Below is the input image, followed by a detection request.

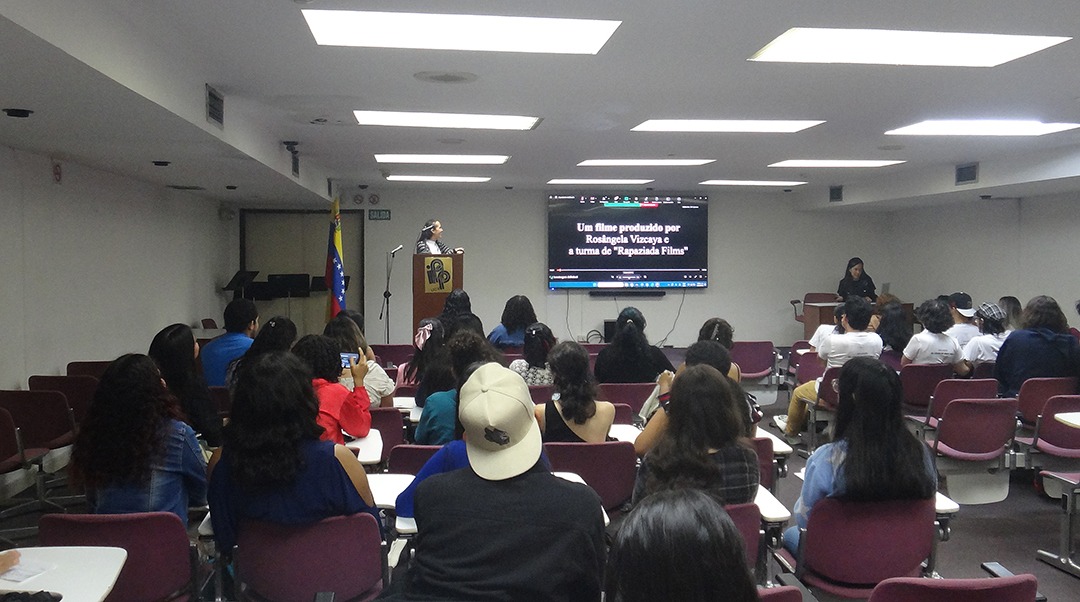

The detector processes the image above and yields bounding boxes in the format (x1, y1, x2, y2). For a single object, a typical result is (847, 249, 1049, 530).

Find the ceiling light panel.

(769, 160, 905, 168)
(749, 28, 1070, 67)
(547, 179, 654, 185)
(302, 10, 621, 54)
(577, 159, 715, 166)
(886, 120, 1080, 136)
(700, 180, 807, 186)
(375, 154, 509, 164)
(632, 120, 823, 133)
(355, 111, 539, 130)
(386, 175, 491, 183)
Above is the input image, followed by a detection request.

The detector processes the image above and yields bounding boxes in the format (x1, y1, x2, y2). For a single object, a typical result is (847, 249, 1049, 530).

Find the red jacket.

(312, 378, 371, 444)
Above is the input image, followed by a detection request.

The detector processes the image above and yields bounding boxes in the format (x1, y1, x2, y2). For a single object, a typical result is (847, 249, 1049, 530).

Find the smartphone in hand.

(340, 352, 360, 368)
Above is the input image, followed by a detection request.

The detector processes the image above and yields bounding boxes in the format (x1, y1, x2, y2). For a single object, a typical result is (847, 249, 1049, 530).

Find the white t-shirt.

(340, 360, 396, 407)
(944, 323, 980, 349)
(903, 330, 962, 365)
(818, 331, 883, 368)
(962, 333, 1007, 364)
(809, 323, 838, 349)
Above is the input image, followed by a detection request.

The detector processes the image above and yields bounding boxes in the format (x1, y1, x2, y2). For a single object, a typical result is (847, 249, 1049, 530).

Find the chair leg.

(1036, 481, 1080, 577)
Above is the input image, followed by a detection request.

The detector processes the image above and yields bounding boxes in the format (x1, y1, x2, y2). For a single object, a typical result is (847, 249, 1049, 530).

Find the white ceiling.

(2, 1, 1080, 209)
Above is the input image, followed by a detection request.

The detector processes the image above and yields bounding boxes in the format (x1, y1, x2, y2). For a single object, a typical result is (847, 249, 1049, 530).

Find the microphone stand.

(379, 247, 400, 343)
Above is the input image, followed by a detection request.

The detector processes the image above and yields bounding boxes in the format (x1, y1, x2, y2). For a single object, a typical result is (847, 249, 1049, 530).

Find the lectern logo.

(424, 257, 453, 293)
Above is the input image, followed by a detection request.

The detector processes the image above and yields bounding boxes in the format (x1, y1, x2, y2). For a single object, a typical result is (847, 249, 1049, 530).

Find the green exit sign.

(368, 209, 391, 221)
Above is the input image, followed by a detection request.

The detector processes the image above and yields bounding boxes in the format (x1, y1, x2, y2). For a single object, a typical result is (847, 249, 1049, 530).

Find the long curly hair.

(70, 354, 180, 489)
(548, 341, 599, 425)
(292, 335, 343, 382)
(915, 298, 952, 333)
(875, 302, 912, 350)
(645, 365, 748, 500)
(224, 352, 324, 488)
(606, 307, 655, 375)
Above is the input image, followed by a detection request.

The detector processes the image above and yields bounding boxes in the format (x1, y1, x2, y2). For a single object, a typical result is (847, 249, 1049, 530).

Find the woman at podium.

(415, 219, 464, 254)
(837, 256, 875, 301)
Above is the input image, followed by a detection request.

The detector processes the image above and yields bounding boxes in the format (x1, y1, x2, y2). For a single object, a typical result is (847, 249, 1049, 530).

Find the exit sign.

(368, 209, 391, 221)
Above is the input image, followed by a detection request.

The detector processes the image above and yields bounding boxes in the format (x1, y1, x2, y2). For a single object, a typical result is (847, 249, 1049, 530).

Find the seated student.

(509, 322, 556, 385)
(324, 314, 395, 407)
(70, 354, 207, 527)
(959, 302, 1009, 375)
(635, 340, 751, 457)
(208, 352, 377, 552)
(996, 295, 1080, 397)
(697, 317, 743, 380)
(784, 357, 936, 553)
(594, 307, 674, 383)
(875, 301, 913, 370)
(535, 341, 615, 443)
(777, 297, 882, 442)
(808, 306, 845, 352)
(488, 294, 537, 349)
(391, 363, 605, 601)
(291, 335, 371, 445)
(901, 299, 965, 373)
(945, 292, 981, 348)
(201, 298, 259, 387)
(415, 330, 502, 445)
(606, 489, 758, 602)
(149, 323, 222, 448)
(225, 315, 297, 390)
(398, 318, 446, 407)
(633, 365, 758, 507)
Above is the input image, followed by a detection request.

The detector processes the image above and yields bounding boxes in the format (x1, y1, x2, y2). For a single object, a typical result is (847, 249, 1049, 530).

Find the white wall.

(885, 193, 1080, 314)
(0, 146, 234, 388)
(362, 189, 892, 347)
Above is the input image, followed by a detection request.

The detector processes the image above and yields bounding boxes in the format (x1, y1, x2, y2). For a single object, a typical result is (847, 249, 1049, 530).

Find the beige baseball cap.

(458, 362, 541, 481)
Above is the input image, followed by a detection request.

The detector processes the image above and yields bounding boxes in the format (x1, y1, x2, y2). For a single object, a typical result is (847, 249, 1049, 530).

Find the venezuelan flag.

(325, 197, 347, 320)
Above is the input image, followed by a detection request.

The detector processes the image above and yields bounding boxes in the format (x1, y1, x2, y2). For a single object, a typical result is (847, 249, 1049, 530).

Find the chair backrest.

(867, 574, 1038, 602)
(750, 437, 775, 491)
(724, 502, 761, 572)
(879, 349, 903, 372)
(200, 318, 219, 329)
(529, 385, 554, 406)
(370, 408, 405, 463)
(66, 360, 114, 378)
(929, 378, 998, 420)
(817, 367, 842, 409)
(972, 361, 996, 379)
(1034, 395, 1080, 452)
(207, 386, 231, 419)
(235, 513, 383, 602)
(758, 585, 803, 602)
(28, 374, 99, 425)
(786, 340, 812, 375)
(795, 354, 826, 385)
(612, 403, 634, 425)
(580, 343, 607, 353)
(0, 390, 74, 450)
(729, 341, 777, 379)
(801, 498, 936, 597)
(396, 384, 418, 398)
(1017, 377, 1080, 424)
(543, 441, 637, 513)
(39, 511, 194, 602)
(900, 363, 956, 411)
(369, 344, 414, 368)
(935, 398, 1019, 461)
(387, 444, 441, 474)
(804, 292, 839, 304)
(597, 383, 655, 413)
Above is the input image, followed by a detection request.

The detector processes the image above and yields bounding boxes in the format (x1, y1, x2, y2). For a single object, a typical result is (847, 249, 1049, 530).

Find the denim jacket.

(88, 419, 208, 527)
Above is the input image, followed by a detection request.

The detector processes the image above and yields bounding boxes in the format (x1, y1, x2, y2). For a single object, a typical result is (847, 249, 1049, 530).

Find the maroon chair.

(972, 361, 996, 379)
(207, 385, 232, 420)
(1017, 377, 1079, 425)
(396, 384, 418, 398)
(234, 513, 384, 602)
(370, 344, 413, 368)
(1015, 395, 1080, 463)
(0, 390, 76, 476)
(529, 385, 554, 406)
(1037, 471, 1080, 574)
(370, 407, 405, 464)
(908, 378, 998, 436)
(791, 293, 840, 324)
(804, 367, 841, 453)
(930, 397, 1018, 504)
(28, 374, 99, 426)
(66, 360, 113, 378)
(794, 354, 825, 386)
(730, 341, 778, 382)
(758, 585, 803, 602)
(868, 574, 1038, 602)
(200, 318, 219, 329)
(597, 383, 655, 414)
(387, 444, 441, 474)
(785, 340, 812, 380)
(750, 437, 776, 492)
(39, 511, 197, 602)
(899, 363, 956, 414)
(879, 349, 903, 372)
(725, 502, 763, 580)
(612, 403, 634, 425)
(793, 498, 937, 598)
(0, 408, 51, 536)
(544, 441, 637, 516)
(580, 343, 607, 353)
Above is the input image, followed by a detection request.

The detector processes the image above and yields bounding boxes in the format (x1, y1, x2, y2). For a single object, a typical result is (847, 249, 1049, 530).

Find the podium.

(413, 254, 463, 332)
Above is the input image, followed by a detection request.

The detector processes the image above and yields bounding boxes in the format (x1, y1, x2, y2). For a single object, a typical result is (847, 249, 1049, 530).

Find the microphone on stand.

(390, 244, 404, 256)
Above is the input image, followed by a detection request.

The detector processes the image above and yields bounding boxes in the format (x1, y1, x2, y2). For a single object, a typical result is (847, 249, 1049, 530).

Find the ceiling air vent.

(829, 185, 843, 203)
(205, 84, 224, 128)
(167, 185, 206, 191)
(955, 162, 979, 185)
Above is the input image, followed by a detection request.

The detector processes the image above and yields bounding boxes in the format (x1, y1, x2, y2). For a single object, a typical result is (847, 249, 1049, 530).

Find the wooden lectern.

(413, 254, 464, 332)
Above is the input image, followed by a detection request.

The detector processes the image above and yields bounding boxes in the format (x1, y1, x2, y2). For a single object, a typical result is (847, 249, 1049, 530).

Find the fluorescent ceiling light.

(749, 28, 1070, 67)
(577, 159, 715, 167)
(700, 180, 807, 186)
(769, 160, 905, 168)
(386, 175, 491, 183)
(547, 179, 654, 185)
(375, 154, 509, 164)
(886, 120, 1080, 136)
(632, 119, 823, 133)
(355, 110, 540, 130)
(302, 10, 620, 54)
